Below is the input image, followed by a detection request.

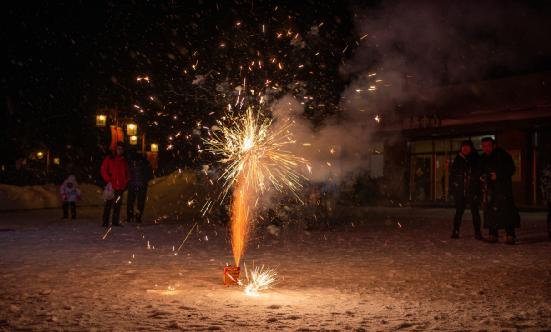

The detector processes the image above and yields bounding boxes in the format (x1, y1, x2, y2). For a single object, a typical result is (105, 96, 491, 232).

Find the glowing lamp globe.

(126, 123, 137, 136)
(129, 135, 138, 145)
(96, 114, 107, 127)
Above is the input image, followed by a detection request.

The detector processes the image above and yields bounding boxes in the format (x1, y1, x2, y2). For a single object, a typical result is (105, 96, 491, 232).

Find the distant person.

(480, 137, 520, 244)
(321, 176, 338, 228)
(540, 163, 551, 239)
(449, 140, 482, 240)
(60, 174, 81, 219)
(304, 183, 322, 230)
(100, 142, 129, 227)
(126, 150, 152, 223)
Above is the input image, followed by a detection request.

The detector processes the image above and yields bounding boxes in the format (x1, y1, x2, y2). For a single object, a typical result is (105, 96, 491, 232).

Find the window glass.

(411, 140, 432, 154)
(434, 140, 450, 153)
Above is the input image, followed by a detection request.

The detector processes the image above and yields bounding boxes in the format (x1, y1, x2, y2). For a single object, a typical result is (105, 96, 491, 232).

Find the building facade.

(374, 72, 551, 207)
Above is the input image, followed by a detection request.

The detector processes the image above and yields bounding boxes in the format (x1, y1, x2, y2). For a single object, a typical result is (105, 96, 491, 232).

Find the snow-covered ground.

(0, 206, 550, 331)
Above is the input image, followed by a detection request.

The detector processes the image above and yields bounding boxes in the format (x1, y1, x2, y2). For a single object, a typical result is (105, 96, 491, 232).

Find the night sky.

(4, 0, 551, 182)
(4, 1, 354, 174)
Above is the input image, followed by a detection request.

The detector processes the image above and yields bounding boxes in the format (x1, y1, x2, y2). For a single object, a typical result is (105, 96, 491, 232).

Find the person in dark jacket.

(479, 137, 520, 244)
(100, 142, 129, 227)
(449, 140, 482, 240)
(540, 163, 551, 239)
(126, 150, 152, 223)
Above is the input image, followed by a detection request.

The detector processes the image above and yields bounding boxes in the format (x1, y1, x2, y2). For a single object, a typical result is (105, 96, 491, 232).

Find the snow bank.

(144, 169, 202, 219)
(0, 183, 103, 211)
(0, 169, 200, 213)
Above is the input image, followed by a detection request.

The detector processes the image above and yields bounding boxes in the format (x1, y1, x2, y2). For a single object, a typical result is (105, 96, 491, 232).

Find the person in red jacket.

(100, 142, 129, 227)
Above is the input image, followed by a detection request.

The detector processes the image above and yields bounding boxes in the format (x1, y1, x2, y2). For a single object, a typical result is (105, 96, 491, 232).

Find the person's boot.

(450, 229, 460, 239)
(135, 212, 142, 224)
(505, 235, 516, 245)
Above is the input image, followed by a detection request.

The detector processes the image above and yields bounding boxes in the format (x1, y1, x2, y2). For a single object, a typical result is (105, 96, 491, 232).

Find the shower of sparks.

(243, 264, 277, 297)
(205, 106, 307, 266)
(206, 107, 307, 201)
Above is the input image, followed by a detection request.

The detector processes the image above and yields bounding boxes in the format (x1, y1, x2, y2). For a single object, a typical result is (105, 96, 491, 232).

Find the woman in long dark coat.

(480, 137, 520, 244)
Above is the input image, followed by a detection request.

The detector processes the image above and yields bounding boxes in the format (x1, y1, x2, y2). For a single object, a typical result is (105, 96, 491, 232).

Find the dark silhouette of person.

(541, 163, 551, 239)
(126, 150, 152, 223)
(480, 137, 520, 244)
(449, 140, 482, 239)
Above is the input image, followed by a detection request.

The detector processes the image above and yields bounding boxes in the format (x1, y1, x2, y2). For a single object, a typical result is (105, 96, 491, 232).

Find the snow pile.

(0, 169, 201, 214)
(0, 183, 103, 211)
(143, 169, 202, 219)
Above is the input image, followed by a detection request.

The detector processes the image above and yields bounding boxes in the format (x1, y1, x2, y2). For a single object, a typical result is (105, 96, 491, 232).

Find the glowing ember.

(243, 265, 277, 297)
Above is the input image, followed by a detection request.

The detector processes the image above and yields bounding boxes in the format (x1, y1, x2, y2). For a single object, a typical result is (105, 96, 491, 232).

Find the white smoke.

(270, 94, 380, 185)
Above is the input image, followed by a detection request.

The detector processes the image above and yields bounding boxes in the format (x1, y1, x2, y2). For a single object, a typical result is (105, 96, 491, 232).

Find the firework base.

(223, 266, 240, 286)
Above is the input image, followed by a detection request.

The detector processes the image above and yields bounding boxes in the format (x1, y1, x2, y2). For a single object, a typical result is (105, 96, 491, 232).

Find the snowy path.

(0, 207, 550, 331)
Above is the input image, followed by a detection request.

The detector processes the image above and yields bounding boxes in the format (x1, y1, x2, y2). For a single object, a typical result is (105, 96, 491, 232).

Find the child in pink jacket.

(60, 175, 81, 219)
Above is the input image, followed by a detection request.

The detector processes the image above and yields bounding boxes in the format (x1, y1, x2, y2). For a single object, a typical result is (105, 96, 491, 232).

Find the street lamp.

(36, 151, 44, 159)
(150, 143, 159, 152)
(129, 135, 138, 145)
(127, 123, 137, 136)
(96, 114, 107, 127)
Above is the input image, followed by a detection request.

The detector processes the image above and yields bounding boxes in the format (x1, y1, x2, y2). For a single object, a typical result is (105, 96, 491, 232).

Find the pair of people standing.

(100, 143, 152, 227)
(450, 137, 519, 244)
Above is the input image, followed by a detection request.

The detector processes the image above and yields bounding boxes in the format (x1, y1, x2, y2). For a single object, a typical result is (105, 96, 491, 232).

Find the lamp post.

(35, 150, 50, 175)
(148, 143, 159, 173)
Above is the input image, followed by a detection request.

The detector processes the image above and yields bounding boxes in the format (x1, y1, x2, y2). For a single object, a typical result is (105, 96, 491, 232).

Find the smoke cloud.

(270, 94, 379, 185)
(272, 0, 551, 185)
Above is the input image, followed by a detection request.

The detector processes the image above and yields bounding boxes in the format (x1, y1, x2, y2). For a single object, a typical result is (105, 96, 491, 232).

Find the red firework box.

(223, 266, 240, 286)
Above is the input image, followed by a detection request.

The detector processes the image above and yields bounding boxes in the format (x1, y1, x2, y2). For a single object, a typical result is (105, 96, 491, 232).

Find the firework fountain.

(206, 106, 307, 292)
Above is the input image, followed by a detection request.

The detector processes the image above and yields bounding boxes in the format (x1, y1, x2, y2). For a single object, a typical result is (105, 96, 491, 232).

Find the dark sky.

(3, 0, 551, 170)
(3, 1, 354, 164)
(345, 0, 551, 86)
